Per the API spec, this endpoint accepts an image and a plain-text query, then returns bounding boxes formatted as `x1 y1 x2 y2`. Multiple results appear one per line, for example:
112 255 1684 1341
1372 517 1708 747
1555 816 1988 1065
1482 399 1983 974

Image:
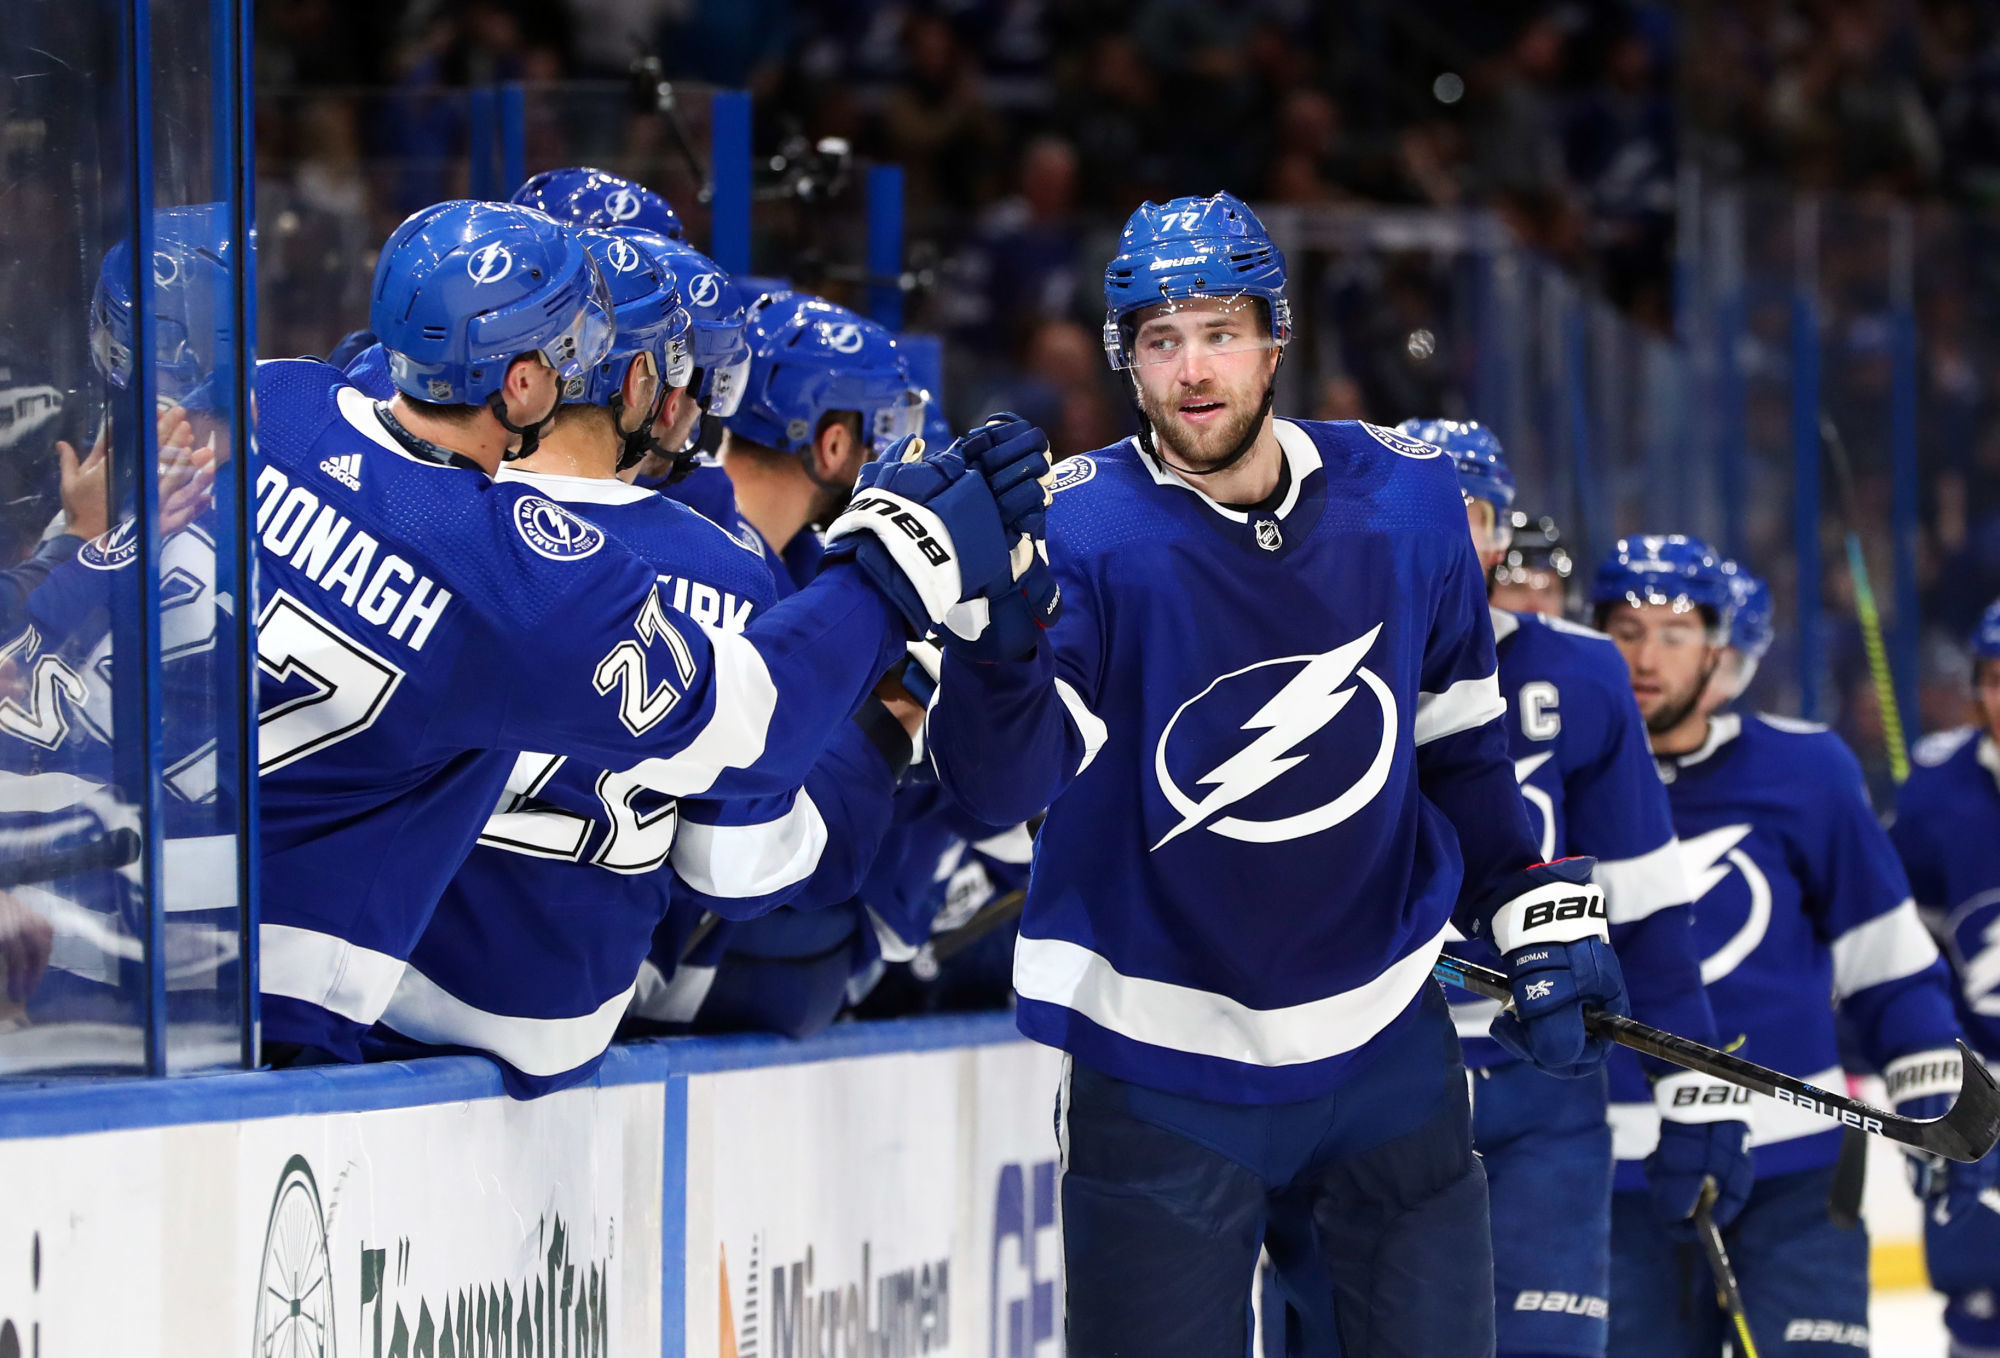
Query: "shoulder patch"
1755 711 1831 736
79 520 139 571
1360 422 1442 459
1913 726 1979 768
1050 455 1097 493
512 495 605 561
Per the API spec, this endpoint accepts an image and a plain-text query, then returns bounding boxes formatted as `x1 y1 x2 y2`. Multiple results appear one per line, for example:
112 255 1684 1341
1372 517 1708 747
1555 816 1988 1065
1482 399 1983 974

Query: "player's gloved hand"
1479 857 1629 1078
824 438 1011 637
1920 1148 2000 1297
939 413 1062 661
1644 1071 1753 1237
1891 1047 1983 1199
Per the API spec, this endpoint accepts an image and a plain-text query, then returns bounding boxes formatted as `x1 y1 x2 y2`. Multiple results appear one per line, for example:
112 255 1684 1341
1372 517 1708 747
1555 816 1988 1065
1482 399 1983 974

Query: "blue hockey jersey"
252 359 906 1059
1891 726 2000 1061
927 419 1540 1103
1446 608 1715 1071
1608 713 1961 1184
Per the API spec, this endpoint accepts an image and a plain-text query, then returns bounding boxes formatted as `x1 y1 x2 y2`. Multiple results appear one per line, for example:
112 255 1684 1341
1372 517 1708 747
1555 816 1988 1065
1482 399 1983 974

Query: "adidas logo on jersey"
319 454 362 490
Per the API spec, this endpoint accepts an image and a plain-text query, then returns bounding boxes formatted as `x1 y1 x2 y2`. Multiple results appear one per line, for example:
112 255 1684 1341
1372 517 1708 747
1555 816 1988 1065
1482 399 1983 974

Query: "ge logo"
823 322 864 354
604 187 641 222
512 495 605 560
467 242 514 285
689 273 721 308
153 250 180 287
605 238 642 274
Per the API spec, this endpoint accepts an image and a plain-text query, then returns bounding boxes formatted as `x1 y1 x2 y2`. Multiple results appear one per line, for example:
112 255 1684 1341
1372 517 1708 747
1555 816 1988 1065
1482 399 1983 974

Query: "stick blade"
1925 1040 2000 1163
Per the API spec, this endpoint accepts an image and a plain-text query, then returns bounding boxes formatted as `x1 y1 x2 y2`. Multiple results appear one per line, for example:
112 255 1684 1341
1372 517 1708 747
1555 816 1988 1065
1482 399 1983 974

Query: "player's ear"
815 417 853 478
621 354 658 426
502 353 557 421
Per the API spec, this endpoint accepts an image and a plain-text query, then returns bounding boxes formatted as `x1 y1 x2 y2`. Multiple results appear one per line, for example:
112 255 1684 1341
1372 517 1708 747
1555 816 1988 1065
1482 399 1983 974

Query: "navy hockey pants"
1059 982 1493 1358
1471 1059 1612 1358
1609 1165 1868 1356
1923 1165 2000 1357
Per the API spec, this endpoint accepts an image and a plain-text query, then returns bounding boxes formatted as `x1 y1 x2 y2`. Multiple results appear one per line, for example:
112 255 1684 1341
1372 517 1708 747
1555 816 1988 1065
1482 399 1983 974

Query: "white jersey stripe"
1598 838 1695 924
624 623 777 796
1013 922 1450 1068
1055 678 1109 776
671 791 829 900
380 965 634 1078
1413 673 1505 747
1831 898 1940 1000
259 922 405 1025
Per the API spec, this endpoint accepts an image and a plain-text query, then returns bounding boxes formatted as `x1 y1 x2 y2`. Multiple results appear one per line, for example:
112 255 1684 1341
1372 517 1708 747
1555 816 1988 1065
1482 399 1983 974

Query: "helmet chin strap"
490 387 560 462
1132 358 1280 482
608 380 674 474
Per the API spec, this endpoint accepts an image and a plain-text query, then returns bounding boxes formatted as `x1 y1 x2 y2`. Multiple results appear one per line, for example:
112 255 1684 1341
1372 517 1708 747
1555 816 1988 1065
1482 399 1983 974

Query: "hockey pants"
1058 981 1494 1357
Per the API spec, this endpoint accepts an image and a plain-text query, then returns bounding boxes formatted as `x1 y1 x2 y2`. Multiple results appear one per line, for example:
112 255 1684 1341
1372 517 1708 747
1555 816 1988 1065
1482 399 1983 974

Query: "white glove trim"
1490 879 1609 955
1654 1070 1754 1124
1885 1047 1963 1107
825 487 964 626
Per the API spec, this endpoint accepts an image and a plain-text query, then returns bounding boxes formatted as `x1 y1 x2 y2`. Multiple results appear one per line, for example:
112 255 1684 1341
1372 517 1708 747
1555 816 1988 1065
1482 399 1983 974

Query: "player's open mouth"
1178 399 1225 422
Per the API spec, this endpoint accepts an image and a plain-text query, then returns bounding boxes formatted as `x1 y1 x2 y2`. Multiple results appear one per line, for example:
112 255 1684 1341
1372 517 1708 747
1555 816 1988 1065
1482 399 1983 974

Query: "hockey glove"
1920 1149 2000 1297
1891 1047 1986 1199
823 439 1012 637
940 413 1062 662
1644 1071 1753 1237
1480 857 1629 1079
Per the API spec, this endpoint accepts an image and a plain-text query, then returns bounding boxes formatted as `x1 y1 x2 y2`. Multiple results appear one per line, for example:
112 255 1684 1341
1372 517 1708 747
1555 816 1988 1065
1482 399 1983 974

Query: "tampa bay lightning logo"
1362 423 1442 459
604 237 643 274
467 241 514 285
153 250 180 287
689 272 721 308
79 519 139 571
1152 625 1396 850
1679 823 1771 984
1050 456 1095 494
512 495 604 560
822 322 865 354
604 187 642 222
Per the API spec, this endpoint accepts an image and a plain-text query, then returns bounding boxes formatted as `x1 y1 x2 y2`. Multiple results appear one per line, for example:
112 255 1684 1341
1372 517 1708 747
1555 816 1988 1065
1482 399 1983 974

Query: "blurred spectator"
940 136 1085 354
879 12 1004 233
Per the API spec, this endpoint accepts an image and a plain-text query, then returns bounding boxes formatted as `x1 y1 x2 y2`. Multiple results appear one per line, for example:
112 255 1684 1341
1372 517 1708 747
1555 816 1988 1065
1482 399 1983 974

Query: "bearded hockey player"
253 200 1046 1064
1402 419 1748 1358
1892 599 2000 1358
1595 538 1971 1357
924 191 1628 1357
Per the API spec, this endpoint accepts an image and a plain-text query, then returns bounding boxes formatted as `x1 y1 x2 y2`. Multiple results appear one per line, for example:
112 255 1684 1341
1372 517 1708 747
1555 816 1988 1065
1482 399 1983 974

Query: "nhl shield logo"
1254 519 1283 552
512 495 605 560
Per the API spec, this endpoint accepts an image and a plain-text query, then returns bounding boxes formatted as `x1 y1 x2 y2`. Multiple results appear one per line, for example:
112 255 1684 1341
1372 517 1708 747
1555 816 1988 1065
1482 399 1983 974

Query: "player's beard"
1137 372 1269 476
1645 660 1717 736
807 476 854 531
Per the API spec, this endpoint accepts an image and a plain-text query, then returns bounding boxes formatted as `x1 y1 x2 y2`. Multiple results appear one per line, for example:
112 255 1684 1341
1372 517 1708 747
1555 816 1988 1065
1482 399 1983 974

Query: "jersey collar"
337 385 486 474
1667 712 1742 771
1134 418 1321 524
1977 732 2000 794
494 466 656 504
1489 606 1522 644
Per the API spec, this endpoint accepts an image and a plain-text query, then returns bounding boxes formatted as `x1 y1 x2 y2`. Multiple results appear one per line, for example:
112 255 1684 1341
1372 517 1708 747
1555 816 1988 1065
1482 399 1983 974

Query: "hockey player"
1489 510 1575 619
925 192 1627 1356
1718 563 1773 701
1890 600 2000 1357
1596 538 1968 1356
626 290 946 1037
254 200 1049 1063
1402 420 1749 1358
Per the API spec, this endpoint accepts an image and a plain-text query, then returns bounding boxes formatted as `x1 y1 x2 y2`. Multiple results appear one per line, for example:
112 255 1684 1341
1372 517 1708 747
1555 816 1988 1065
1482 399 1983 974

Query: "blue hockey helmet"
369 200 614 410
1102 191 1291 371
1397 417 1516 551
92 201 240 411
572 229 692 406
1590 534 1736 633
723 291 924 458
1974 600 2000 664
510 167 685 241
1722 563 1774 661
611 228 752 418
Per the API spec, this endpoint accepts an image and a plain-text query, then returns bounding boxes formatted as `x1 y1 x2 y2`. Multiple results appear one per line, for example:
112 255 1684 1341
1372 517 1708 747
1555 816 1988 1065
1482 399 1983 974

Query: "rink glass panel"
0 0 254 1077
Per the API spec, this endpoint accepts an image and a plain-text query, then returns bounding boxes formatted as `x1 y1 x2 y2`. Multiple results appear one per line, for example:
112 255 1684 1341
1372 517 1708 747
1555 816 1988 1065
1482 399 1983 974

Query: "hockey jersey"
1446 608 1715 1070
1891 726 2000 1060
252 359 906 1059
1608 713 1960 1184
927 419 1540 1103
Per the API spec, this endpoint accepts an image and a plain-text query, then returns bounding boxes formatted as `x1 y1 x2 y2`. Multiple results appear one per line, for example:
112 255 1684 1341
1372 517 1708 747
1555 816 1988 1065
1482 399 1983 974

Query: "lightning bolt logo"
1949 890 2000 1015
1152 624 1397 850
1676 823 1771 984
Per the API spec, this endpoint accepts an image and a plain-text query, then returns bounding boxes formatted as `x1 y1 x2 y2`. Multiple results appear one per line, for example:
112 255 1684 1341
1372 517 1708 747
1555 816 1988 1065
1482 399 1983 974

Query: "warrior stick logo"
467 242 514 286
1153 625 1396 849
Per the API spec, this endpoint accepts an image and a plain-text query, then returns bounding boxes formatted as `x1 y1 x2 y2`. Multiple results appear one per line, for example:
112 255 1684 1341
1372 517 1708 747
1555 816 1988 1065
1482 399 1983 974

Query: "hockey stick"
1820 411 1910 784
0 822 142 889
927 889 1025 965
1694 1178 1761 1358
1433 953 2000 1161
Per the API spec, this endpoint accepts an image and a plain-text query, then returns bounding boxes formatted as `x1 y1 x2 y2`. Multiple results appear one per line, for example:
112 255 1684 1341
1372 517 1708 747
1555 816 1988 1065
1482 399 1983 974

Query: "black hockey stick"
1433 953 2000 1161
1694 1178 1761 1358
0 819 142 889
927 889 1025 965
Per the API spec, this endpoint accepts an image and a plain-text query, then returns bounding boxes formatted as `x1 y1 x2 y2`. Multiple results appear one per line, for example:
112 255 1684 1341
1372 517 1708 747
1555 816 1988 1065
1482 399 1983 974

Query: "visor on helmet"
871 388 929 454
704 352 752 418
1104 293 1283 372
